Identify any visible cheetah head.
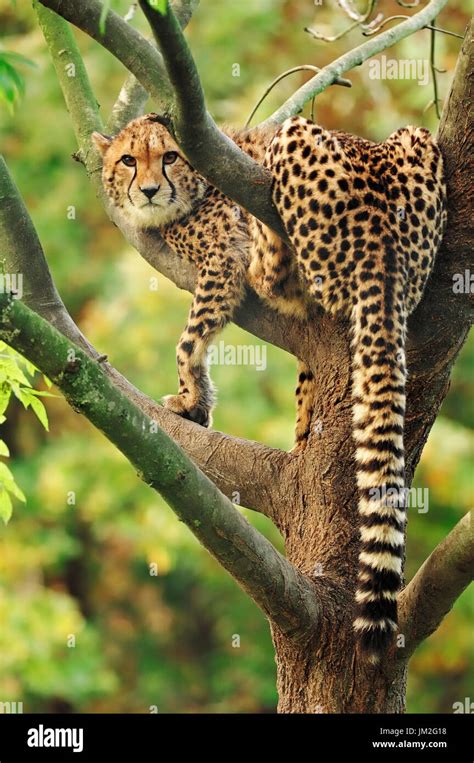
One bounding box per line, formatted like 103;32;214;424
92;113;206;228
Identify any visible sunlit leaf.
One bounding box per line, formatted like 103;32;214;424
0;489;13;524
28;394;49;431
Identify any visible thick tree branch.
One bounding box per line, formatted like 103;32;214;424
264;0;449;125
0;293;325;642
106;0;201;134
0;157;287;516
398;512;474;659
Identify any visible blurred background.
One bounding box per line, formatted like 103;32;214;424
0;0;472;712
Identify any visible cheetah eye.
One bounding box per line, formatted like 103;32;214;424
163;151;178;165
121;155;136;167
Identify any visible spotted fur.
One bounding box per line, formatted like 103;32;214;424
249;116;447;661
93;114;275;429
93;114;447;661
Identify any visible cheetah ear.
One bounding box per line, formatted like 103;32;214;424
91;131;112;156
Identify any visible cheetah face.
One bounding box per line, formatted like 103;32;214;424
92;113;206;228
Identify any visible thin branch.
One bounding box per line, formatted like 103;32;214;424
106;72;149;135
426;25;463;39
0;157;288;516
429;23;442;118
306;0;378;43
361;15;409;36
398;512;474;660
0;292;324;642
263;0;449;126
245;66;352;128
364;17;464;39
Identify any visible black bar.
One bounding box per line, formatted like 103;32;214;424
0;712;471;760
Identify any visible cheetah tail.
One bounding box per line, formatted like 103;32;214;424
350;293;407;664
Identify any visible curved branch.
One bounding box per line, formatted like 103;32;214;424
0;293;324;642
398;512;474;659
245;65;351;129
264;0;449;125
106;0;201;134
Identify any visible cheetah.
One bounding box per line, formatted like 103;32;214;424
93;114;447;661
93;114;278;428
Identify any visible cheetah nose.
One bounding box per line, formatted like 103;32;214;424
141;185;160;200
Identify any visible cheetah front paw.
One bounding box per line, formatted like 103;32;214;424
162;394;213;428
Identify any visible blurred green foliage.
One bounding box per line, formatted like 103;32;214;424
0;0;472;713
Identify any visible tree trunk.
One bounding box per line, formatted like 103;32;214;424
267;324;410;712
272;630;408;713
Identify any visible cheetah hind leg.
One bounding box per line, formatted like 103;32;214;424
248;220;306;317
291;361;316;452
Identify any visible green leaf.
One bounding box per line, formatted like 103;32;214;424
27;389;57;399
0;489;13;524
0;462;26;502
0;384;11;415
0;461;16;485
0;440;10;457
11;386;31;408
0;49;34;112
28;394;49;431
0;51;36;69
0;358;31;386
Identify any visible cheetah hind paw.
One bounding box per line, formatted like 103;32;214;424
162;394;213;428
